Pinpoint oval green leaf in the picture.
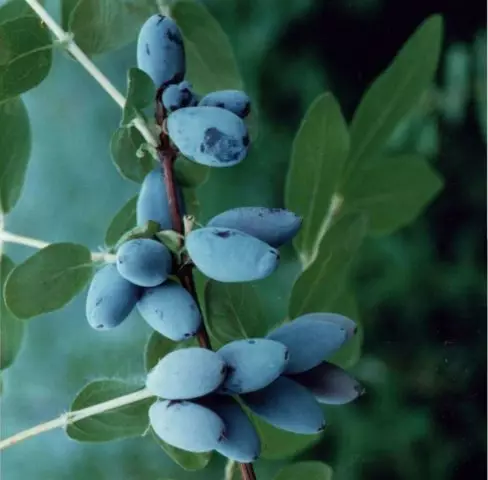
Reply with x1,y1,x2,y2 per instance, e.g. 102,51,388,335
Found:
342,154,443,235
121,67,155,126
110,125,156,183
104,195,138,248
274,461,333,480
0,96,30,214
151,427,212,471
0,15,53,102
3,243,93,319
0,255,24,370
171,0,242,94
285,93,349,265
343,15,443,181
0,0,44,23
204,281,270,347
64,0,156,56
66,379,153,442
288,214,367,319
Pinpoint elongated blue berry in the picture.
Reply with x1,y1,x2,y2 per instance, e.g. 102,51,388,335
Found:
167,107,249,167
206,397,261,462
185,227,279,282
291,361,364,405
137,15,185,89
241,377,325,434
149,400,225,452
267,314,349,374
207,207,302,247
217,339,288,394
137,168,184,230
198,90,251,118
116,238,172,287
85,264,141,330
146,347,227,399
137,281,201,341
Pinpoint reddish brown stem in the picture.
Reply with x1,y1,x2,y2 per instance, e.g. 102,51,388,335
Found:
155,96,256,480
240,463,258,480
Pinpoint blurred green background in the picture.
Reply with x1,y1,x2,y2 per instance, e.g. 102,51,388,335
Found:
1,0,486,479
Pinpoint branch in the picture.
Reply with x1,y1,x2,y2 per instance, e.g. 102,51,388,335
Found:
21,2,256,478
23,0,157,148
155,112,254,480
0,388,153,450
0,230,116,263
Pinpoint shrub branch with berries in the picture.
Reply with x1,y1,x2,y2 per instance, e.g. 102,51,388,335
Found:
0,1,444,479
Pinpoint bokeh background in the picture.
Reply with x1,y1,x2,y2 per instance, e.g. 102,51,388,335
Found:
1,0,486,479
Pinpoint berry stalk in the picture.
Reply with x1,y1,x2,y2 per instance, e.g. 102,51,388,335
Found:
156,102,256,480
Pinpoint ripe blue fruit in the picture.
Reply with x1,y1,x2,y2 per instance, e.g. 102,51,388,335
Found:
207,207,302,247
116,238,172,287
85,264,141,330
137,167,184,230
241,376,325,434
149,400,225,452
146,347,227,399
267,314,349,374
290,361,364,405
185,227,279,282
206,396,261,462
167,107,249,167
137,15,185,89
217,339,289,394
137,280,201,341
198,90,251,118
162,82,198,112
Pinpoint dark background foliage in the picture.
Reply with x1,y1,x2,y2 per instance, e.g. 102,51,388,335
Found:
1,0,486,479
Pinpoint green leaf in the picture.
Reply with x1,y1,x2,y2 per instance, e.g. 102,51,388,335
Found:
0,16,53,102
64,0,156,56
181,186,200,218
110,126,156,183
0,97,30,214
342,154,443,235
0,0,44,22
171,0,242,94
151,427,212,471
253,414,321,460
274,461,333,480
3,243,93,319
61,0,79,33
105,195,138,248
154,230,184,255
144,331,198,372
144,331,174,372
285,93,349,265
66,379,153,442
121,67,155,126
288,214,367,319
204,281,271,347
0,255,24,370
343,15,443,181
114,221,161,251
174,156,210,188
